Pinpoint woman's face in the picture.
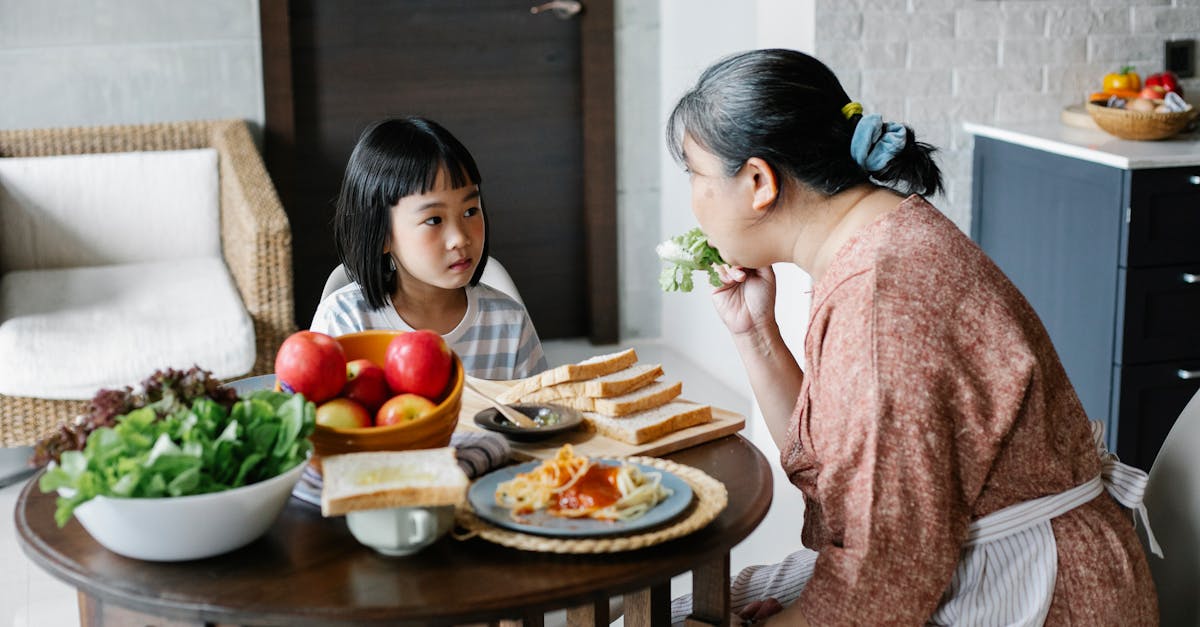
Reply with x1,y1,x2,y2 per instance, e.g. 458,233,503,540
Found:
682,135,753,267
386,167,485,292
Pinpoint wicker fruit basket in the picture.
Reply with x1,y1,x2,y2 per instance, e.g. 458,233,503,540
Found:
1086,101,1198,141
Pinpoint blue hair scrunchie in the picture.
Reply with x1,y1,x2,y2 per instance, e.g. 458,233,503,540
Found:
849,113,907,173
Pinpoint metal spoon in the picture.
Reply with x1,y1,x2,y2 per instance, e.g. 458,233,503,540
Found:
463,379,540,429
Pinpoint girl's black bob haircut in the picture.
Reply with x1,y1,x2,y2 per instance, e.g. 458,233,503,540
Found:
333,116,489,309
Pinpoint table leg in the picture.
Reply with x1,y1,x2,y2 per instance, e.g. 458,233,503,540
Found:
685,553,731,627
623,581,670,627
565,597,610,626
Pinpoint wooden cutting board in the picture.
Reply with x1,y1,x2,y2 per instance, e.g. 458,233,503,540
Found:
454,378,746,461
1061,104,1100,130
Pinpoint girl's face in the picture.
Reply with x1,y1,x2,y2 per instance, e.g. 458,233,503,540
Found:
386,168,485,292
682,135,755,267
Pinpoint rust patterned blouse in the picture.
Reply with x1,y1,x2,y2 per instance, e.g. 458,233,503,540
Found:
782,195,1157,625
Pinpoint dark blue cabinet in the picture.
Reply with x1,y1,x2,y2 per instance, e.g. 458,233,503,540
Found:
971,136,1200,470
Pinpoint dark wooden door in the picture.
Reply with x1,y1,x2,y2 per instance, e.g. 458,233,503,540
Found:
260,0,616,342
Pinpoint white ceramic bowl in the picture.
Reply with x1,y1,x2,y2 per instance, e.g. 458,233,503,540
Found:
345,504,456,556
70,460,305,561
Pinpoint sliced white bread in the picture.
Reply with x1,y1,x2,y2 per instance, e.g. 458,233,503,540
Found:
517,363,664,403
593,380,682,416
320,447,469,517
498,348,639,402
551,380,683,416
582,401,713,445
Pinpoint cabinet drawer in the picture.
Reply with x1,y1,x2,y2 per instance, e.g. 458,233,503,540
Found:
1124,166,1200,267
1113,361,1200,471
1117,265,1200,364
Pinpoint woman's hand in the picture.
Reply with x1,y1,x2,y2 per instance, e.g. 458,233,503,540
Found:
737,597,784,625
711,264,778,338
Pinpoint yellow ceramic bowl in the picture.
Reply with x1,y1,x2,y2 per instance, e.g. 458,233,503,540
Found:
308,330,463,471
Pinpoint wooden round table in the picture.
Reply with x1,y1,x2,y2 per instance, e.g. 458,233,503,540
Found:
16,435,772,627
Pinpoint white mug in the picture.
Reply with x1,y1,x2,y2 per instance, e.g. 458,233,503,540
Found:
345,505,455,556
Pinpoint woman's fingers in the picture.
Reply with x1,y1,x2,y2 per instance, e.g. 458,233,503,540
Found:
713,264,744,294
737,597,784,624
751,598,784,619
755,264,774,283
737,600,765,619
715,264,748,284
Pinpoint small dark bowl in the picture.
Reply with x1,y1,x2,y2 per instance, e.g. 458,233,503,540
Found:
473,403,583,441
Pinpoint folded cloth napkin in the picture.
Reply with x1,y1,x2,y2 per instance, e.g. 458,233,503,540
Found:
290,430,512,508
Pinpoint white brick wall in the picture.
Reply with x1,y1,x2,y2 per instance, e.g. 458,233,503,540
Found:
814,0,1200,231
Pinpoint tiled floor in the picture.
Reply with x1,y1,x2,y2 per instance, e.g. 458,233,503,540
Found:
0,338,807,626
1,477,79,627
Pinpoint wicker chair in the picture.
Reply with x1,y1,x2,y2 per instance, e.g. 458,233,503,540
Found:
0,120,296,446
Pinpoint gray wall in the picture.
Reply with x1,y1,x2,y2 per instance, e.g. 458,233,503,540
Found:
615,0,662,340
0,0,263,135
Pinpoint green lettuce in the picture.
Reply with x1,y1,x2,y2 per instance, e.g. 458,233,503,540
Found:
39,390,315,527
656,227,727,293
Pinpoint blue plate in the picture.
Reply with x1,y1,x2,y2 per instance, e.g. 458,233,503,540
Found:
227,374,276,395
468,459,693,537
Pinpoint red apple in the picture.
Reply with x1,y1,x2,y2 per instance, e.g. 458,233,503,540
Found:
1139,85,1165,100
342,358,390,413
315,397,372,429
384,330,453,400
376,393,438,426
275,331,347,403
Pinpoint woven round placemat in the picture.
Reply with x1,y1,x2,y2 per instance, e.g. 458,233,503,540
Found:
454,456,728,554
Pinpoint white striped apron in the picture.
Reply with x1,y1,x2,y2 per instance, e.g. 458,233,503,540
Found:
929,420,1161,626
669,421,1160,626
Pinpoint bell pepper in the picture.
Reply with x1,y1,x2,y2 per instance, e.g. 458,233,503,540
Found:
1089,89,1139,103
1145,71,1183,97
1103,66,1141,93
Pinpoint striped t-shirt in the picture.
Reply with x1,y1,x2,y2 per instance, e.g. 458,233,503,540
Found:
309,282,548,380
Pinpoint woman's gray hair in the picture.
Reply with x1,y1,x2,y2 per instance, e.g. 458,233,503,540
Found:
667,49,942,198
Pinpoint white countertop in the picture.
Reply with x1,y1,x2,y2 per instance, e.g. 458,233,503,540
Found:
964,120,1200,169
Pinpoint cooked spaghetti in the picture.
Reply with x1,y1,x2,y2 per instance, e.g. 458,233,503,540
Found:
495,445,672,521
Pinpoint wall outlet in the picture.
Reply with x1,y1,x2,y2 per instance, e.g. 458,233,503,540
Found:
1165,39,1195,78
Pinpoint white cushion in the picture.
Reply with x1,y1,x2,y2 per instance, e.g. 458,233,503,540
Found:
0,148,219,272
0,257,255,400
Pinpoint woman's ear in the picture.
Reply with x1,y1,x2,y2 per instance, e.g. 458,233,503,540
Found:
745,157,779,212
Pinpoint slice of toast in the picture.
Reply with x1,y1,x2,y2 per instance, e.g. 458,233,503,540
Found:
516,363,664,402
594,380,683,416
498,348,639,403
547,379,682,415
582,401,713,445
320,448,468,516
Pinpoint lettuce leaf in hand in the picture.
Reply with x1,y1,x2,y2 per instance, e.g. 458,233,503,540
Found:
656,227,727,292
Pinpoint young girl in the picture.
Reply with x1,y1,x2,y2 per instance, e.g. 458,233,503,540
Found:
310,117,548,380
666,50,1157,625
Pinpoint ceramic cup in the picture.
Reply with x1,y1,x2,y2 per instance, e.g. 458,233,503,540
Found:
345,505,456,556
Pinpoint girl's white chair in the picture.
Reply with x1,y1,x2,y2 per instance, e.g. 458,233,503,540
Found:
1142,388,1200,624
320,257,524,305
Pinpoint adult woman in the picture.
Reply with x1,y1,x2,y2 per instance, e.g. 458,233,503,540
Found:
667,49,1158,625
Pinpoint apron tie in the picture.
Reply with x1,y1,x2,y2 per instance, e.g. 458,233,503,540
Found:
931,420,1161,626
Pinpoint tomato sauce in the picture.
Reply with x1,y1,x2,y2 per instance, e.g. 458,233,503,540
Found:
553,464,620,513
